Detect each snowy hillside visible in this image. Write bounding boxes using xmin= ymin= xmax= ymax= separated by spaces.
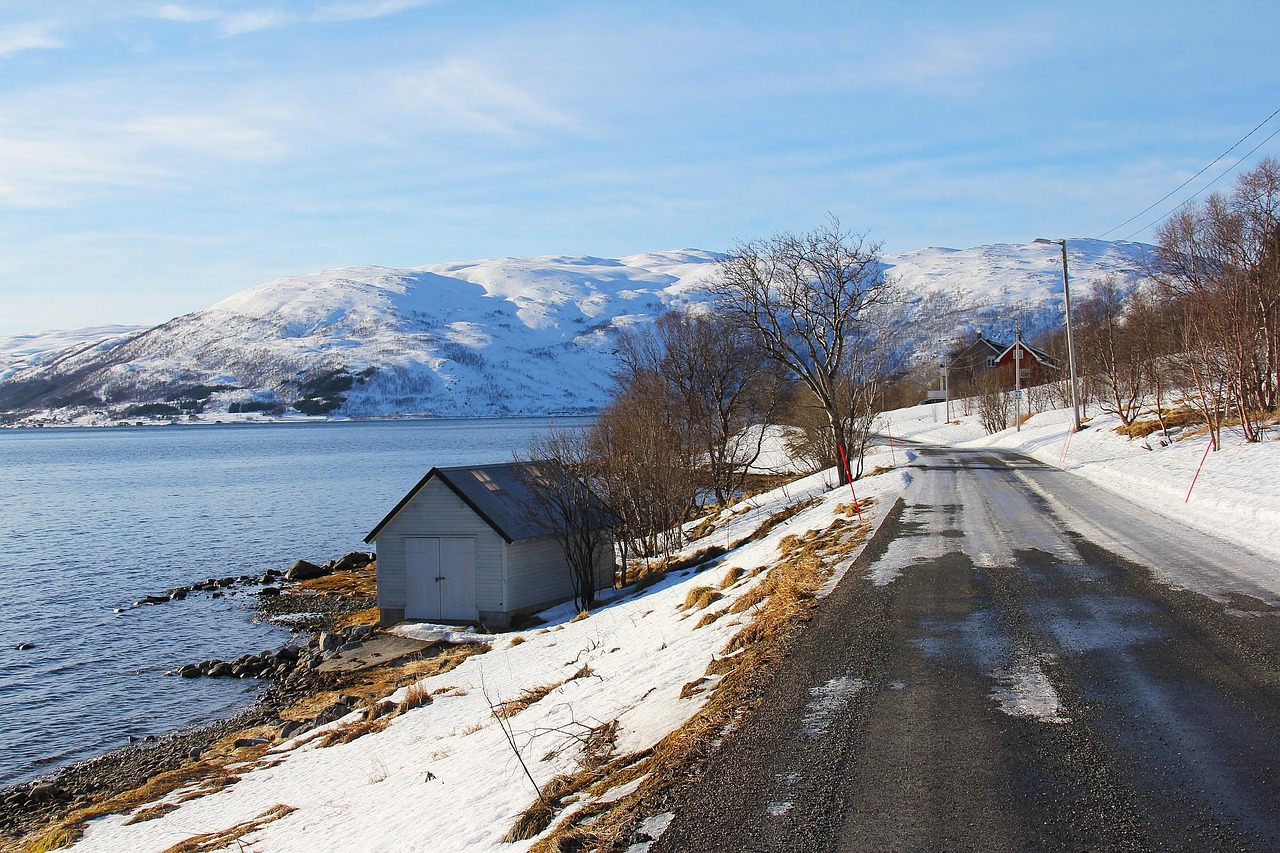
xmin=0 ymin=326 xmax=146 ymax=382
xmin=0 ymin=241 xmax=1153 ymax=425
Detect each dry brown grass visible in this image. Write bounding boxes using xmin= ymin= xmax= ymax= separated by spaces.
xmin=313 ymin=717 xmax=391 ymax=748
xmin=571 ymin=610 xmax=591 ymax=623
xmin=20 ymin=762 xmax=248 ymax=853
xmin=159 ymin=804 xmax=295 ymax=853
xmin=296 ymin=561 xmax=377 ymax=598
xmin=123 ymin=802 xmax=178 ymax=825
xmin=496 ymin=665 xmax=594 ymax=720
xmin=686 ymin=512 xmax=722 ymax=542
xmin=510 ymin=509 xmax=876 ymax=852
xmin=505 ymin=722 xmax=622 ymax=843
xmin=15 ymin=640 xmax=492 ymax=852
xmin=399 ymin=682 xmax=432 ymax=713
xmin=510 ymin=635 xmax=526 ymax=647
xmin=679 ymin=586 xmax=722 ymax=612
xmin=498 ymin=683 xmax=561 ymax=719
xmin=693 ymin=609 xmax=725 ymax=629
xmin=1115 ymin=405 xmax=1204 ymax=438
xmin=719 ymin=566 xmax=745 ymax=589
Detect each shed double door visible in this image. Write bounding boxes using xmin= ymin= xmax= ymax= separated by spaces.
xmin=404 ymin=537 xmax=477 ymax=622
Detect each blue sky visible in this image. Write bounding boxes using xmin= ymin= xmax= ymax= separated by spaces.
xmin=1 ymin=0 xmax=1277 ymax=335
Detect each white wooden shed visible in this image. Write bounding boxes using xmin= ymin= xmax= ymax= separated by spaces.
xmin=364 ymin=462 xmax=615 ymax=629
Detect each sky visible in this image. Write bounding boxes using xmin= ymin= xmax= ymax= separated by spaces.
xmin=1 ymin=0 xmax=1278 ymax=336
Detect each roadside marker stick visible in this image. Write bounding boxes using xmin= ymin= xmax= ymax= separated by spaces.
xmin=886 ymin=424 xmax=897 ymax=467
xmin=1059 ymin=426 xmax=1073 ymax=464
xmin=1185 ymin=437 xmax=1214 ymax=504
xmin=837 ymin=445 xmax=863 ymax=520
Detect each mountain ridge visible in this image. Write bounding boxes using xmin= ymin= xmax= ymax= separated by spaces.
xmin=0 ymin=240 xmax=1153 ymax=426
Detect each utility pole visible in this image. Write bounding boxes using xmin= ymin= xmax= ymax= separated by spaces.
xmin=1034 ymin=238 xmax=1082 ymax=431
xmin=1014 ymin=317 xmax=1022 ymax=432
xmin=940 ymin=340 xmax=950 ymax=422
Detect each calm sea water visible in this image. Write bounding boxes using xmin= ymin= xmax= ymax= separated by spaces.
xmin=0 ymin=417 xmax=585 ymax=788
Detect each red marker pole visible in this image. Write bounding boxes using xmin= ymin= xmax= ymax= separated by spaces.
xmin=838 ymin=445 xmax=862 ymax=520
xmin=886 ymin=424 xmax=897 ymax=467
xmin=1185 ymin=436 xmax=1215 ymax=504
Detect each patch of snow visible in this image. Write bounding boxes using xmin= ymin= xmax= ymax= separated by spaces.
xmin=797 ymin=675 xmax=867 ymax=740
xmin=990 ymin=652 xmax=1071 ymax=724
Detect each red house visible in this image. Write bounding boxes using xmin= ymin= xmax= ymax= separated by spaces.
xmin=993 ymin=339 xmax=1059 ymax=387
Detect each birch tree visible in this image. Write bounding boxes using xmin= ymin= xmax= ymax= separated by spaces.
xmin=708 ymin=217 xmax=896 ymax=483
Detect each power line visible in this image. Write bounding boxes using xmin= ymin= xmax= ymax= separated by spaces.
xmin=1096 ymin=107 xmax=1280 ymax=241
xmin=1118 ymin=120 xmax=1280 ymax=242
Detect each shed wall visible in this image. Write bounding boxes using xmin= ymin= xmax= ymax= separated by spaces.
xmin=374 ymin=478 xmax=505 ymax=615
xmin=506 ymin=535 xmax=616 ymax=613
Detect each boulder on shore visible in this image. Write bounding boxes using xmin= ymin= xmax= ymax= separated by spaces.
xmin=285 ymin=559 xmax=328 ymax=581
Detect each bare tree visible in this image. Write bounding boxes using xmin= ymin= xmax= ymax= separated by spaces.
xmin=515 ymin=428 xmax=615 ymax=611
xmin=615 ymin=310 xmax=781 ymax=506
xmin=588 ymin=377 xmax=694 ymax=568
xmin=709 ymin=217 xmax=897 ymax=483
xmin=1155 ymin=157 xmax=1280 ymax=442
xmin=1076 ymin=275 xmax=1146 ymax=427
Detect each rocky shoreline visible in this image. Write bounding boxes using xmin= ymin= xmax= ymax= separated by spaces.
xmin=0 ymin=553 xmax=381 ymax=848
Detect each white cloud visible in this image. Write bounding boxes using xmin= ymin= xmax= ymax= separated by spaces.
xmin=150 ymin=4 xmax=288 ymax=36
xmin=0 ymin=21 xmax=64 ymax=56
xmin=149 ymin=0 xmax=440 ymax=35
xmin=386 ymin=58 xmax=577 ymax=139
xmin=313 ymin=0 xmax=443 ymax=23
xmin=120 ymin=114 xmax=286 ymax=159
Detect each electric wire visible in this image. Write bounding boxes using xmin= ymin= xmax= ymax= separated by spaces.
xmin=1095 ymin=107 xmax=1280 ymax=241
xmin=1117 ymin=121 xmax=1280 ymax=242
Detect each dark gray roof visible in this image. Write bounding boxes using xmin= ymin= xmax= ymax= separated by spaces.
xmin=365 ymin=461 xmax=613 ymax=545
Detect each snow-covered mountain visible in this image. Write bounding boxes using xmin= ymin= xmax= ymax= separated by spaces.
xmin=0 ymin=240 xmax=1153 ymax=425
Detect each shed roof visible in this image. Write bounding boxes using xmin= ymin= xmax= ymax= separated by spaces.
xmin=364 ymin=461 xmax=612 ymax=545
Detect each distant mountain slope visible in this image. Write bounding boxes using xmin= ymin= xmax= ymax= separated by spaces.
xmin=0 ymin=241 xmax=1153 ymax=425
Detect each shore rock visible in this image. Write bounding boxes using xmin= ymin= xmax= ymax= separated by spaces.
xmin=285 ymin=559 xmax=328 ymax=581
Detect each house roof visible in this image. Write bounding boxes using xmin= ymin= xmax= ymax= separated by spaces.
xmin=994 ymin=340 xmax=1059 ymax=368
xmin=364 ymin=461 xmax=612 ymax=545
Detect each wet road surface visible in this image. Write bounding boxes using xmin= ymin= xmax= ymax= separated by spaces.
xmin=651 ymin=446 xmax=1280 ymax=852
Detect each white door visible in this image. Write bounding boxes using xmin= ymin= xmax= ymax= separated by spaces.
xmin=405 ymin=537 xmax=477 ymax=621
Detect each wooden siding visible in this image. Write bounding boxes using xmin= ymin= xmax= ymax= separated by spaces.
xmin=374 ymin=478 xmax=505 ymax=613
xmin=506 ymin=535 xmax=616 ymax=612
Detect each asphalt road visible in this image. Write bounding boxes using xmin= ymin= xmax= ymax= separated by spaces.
xmin=651 ymin=446 xmax=1280 ymax=852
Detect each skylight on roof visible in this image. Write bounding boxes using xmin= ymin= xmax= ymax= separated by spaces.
xmin=472 ymin=469 xmax=502 ymax=492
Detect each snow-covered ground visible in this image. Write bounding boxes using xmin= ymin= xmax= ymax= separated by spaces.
xmin=68 ymin=458 xmax=905 ymax=853
xmin=63 ymin=396 xmax=1280 ymax=852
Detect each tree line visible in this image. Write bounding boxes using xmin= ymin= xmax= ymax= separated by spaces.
xmin=1035 ymin=157 xmax=1280 ymax=449
xmin=517 ymin=217 xmax=900 ymax=609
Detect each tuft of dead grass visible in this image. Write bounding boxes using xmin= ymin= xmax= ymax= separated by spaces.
xmin=694 ymin=609 xmax=725 ymax=630
xmin=1115 ymin=405 xmax=1203 ymax=438
xmin=719 ymin=566 xmax=745 ymax=589
xmin=495 ymin=663 xmax=594 ymax=720
xmin=124 ymin=802 xmax=179 ymax=825
xmin=505 ymin=722 xmax=622 ymax=843
xmin=399 ymin=682 xmax=432 ymax=713
xmin=510 ymin=635 xmax=526 ymax=647
xmin=159 ymin=804 xmax=295 ymax=853
xmin=313 ymin=716 xmax=391 ymax=748
xmin=679 ymin=586 xmax=722 ymax=612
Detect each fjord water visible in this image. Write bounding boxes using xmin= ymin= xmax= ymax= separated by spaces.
xmin=0 ymin=417 xmax=582 ymax=789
